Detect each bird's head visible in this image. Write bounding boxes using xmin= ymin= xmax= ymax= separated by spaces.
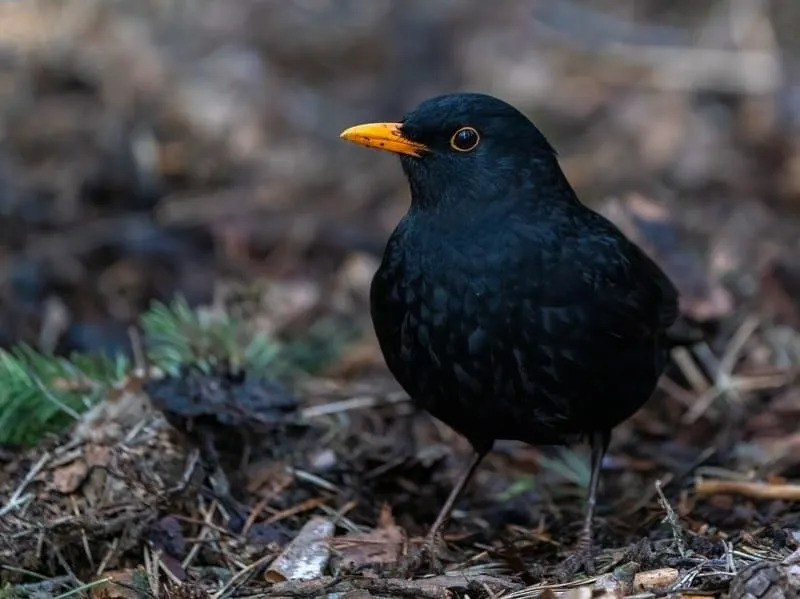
xmin=341 ymin=93 xmax=564 ymax=212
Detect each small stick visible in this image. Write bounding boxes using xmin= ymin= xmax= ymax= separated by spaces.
xmin=128 ymin=325 xmax=149 ymax=376
xmin=70 ymin=495 xmax=95 ymax=572
xmin=0 ymin=451 xmax=51 ymax=516
xmin=655 ymin=479 xmax=687 ymax=557
xmin=286 ymin=467 xmax=339 ymax=493
xmin=242 ymin=496 xmax=270 ymax=536
xmin=143 ymin=546 xmax=159 ymax=599
xmin=670 ymin=347 xmax=710 ymax=393
xmin=695 ymin=478 xmax=800 ymax=500
xmin=718 ymin=316 xmax=760 ymax=379
xmin=96 ymin=537 xmax=120 ymax=576
xmin=265 ymin=497 xmax=325 ymax=525
xmin=182 ymin=500 xmax=218 ymax=569
xmin=45 ymin=539 xmax=83 ymax=589
xmin=51 ymin=578 xmax=112 ymax=599
xmin=725 ymin=541 xmax=737 ymax=574
xmin=157 ymin=554 xmax=184 ymax=586
xmin=300 ymin=393 xmax=409 ymax=418
xmin=211 ymin=553 xmax=274 ymax=599
xmin=171 ymin=447 xmax=200 ymax=493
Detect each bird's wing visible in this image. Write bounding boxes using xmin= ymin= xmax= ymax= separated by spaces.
xmin=504 ymin=216 xmax=679 ymax=429
xmin=512 ymin=216 xmax=679 ymax=340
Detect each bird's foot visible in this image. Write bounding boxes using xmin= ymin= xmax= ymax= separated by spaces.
xmin=554 ymin=534 xmax=596 ymax=582
xmin=394 ymin=534 xmax=445 ymax=576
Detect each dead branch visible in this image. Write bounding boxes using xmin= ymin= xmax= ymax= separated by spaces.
xmin=695 ymin=479 xmax=800 ymax=501
xmin=655 ymin=480 xmax=687 ymax=557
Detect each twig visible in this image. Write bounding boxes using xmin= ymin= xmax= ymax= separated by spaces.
xmin=317 ymin=500 xmax=361 ymax=533
xmin=668 ymin=564 xmax=701 ymax=593
xmin=157 ymin=553 xmax=184 ymax=586
xmin=286 ymin=467 xmax=339 ymax=493
xmin=96 ymin=536 xmax=120 ymax=576
xmin=266 ymin=573 xmax=520 ymax=598
xmin=128 ymin=325 xmax=149 ymax=376
xmin=182 ymin=499 xmax=219 ymax=569
xmin=0 ymin=492 xmax=34 ymax=517
xmin=491 ymin=574 xmax=599 ymax=599
xmin=0 ymin=451 xmax=51 ymax=516
xmin=300 ymin=393 xmax=409 ymax=418
xmin=70 ymin=495 xmax=95 ymax=572
xmin=682 ymin=386 xmax=725 ymax=425
xmin=655 ymin=479 xmax=687 ymax=557
xmin=171 ymin=447 xmax=200 ymax=494
xmin=211 ymin=553 xmax=274 ymax=599
xmin=695 ymin=478 xmax=800 ymax=500
xmin=725 ymin=541 xmax=737 ymax=574
xmin=783 ymin=547 xmax=800 ymax=564
xmin=52 ymin=578 xmax=112 ymax=599
xmin=670 ymin=347 xmax=710 ymax=394
xmin=45 ymin=538 xmax=84 ymax=590
xmin=122 ymin=418 xmax=149 ymax=445
xmin=718 ymin=316 xmax=760 ymax=378
xmin=265 ymin=497 xmax=325 ymax=525
xmin=242 ymin=496 xmax=270 ymax=536
xmin=683 ymin=317 xmax=787 ymax=424
xmin=144 ymin=546 xmax=160 ymax=599
xmin=658 ymin=375 xmax=700 ymax=407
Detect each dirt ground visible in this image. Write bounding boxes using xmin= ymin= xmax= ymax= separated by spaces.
xmin=3 ymin=1 xmax=800 ymax=597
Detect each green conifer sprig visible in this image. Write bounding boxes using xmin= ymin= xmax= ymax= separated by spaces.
xmin=0 ymin=296 xmax=356 ymax=446
xmin=141 ymin=297 xmax=288 ymax=376
xmin=0 ymin=345 xmax=128 ymax=446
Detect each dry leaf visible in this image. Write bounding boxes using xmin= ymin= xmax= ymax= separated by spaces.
xmin=49 ymin=445 xmax=111 ymax=493
xmin=331 ymin=503 xmax=406 ymax=567
xmin=90 ymin=568 xmax=150 ymax=598
xmin=51 ymin=460 xmax=89 ymax=494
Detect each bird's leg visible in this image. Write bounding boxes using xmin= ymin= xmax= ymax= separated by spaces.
xmin=425 ymin=448 xmax=487 ymax=547
xmin=557 ymin=431 xmax=610 ymax=579
xmin=578 ymin=431 xmax=608 ymax=566
xmin=402 ymin=443 xmax=491 ymax=574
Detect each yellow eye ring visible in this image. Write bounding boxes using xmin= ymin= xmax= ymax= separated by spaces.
xmin=450 ymin=127 xmax=480 ymax=152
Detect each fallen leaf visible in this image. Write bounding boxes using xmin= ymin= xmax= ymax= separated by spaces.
xmin=50 ymin=445 xmax=111 ymax=493
xmin=51 ymin=460 xmax=89 ymax=494
xmin=90 ymin=568 xmax=150 ymax=598
xmin=331 ymin=503 xmax=406 ymax=568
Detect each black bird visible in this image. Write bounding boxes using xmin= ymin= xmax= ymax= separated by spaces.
xmin=340 ymin=93 xmax=679 ymax=571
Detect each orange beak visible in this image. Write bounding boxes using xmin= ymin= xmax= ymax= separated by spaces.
xmin=339 ymin=122 xmax=428 ymax=157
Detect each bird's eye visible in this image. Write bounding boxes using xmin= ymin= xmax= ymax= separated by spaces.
xmin=450 ymin=127 xmax=480 ymax=152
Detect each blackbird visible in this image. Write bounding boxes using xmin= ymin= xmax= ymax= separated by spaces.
xmin=340 ymin=93 xmax=679 ymax=572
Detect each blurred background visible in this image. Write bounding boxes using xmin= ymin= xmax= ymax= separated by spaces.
xmin=6 ymin=2 xmax=800 ymax=585
xmin=1 ymin=0 xmax=800 ymax=360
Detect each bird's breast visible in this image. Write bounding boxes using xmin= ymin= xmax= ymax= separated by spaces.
xmin=369 ymin=225 xmax=564 ymax=439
